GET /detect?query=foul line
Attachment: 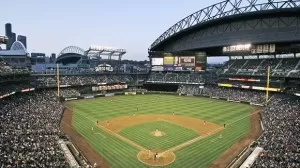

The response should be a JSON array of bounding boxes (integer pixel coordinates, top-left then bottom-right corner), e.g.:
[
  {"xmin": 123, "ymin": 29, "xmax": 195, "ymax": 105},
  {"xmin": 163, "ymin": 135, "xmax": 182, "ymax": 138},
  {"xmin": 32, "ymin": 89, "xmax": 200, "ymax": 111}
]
[
  {"xmin": 97, "ymin": 124, "xmax": 146, "ymax": 151},
  {"xmin": 68, "ymin": 105, "xmax": 261, "ymax": 155},
  {"xmin": 162, "ymin": 110, "xmax": 261, "ymax": 154},
  {"xmin": 65, "ymin": 105, "xmax": 146, "ymax": 151}
]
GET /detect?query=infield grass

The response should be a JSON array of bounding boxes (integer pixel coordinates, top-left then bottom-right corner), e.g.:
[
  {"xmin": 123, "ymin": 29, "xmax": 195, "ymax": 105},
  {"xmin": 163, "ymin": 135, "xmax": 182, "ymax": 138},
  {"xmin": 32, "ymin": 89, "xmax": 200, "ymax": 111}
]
[
  {"xmin": 69, "ymin": 94, "xmax": 253, "ymax": 168},
  {"xmin": 119, "ymin": 121, "xmax": 198, "ymax": 150}
]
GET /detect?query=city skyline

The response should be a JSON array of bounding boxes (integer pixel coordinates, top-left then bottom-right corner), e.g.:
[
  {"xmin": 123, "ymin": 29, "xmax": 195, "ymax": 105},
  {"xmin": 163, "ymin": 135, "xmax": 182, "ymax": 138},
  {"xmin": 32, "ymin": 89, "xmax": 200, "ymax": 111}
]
[{"xmin": 0, "ymin": 0, "xmax": 228, "ymax": 63}]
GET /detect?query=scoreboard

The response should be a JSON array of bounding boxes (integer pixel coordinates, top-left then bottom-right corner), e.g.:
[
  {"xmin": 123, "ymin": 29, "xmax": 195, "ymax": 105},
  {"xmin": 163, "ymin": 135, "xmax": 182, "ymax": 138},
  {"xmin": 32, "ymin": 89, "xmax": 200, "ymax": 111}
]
[{"xmin": 151, "ymin": 52, "xmax": 207, "ymax": 72}]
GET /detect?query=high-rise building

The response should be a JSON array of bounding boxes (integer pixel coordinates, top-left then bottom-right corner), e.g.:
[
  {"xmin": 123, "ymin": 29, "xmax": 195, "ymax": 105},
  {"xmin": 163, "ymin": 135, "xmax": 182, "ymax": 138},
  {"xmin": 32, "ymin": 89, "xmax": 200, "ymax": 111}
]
[
  {"xmin": 5, "ymin": 23, "xmax": 12, "ymax": 50},
  {"xmin": 17, "ymin": 35, "xmax": 27, "ymax": 48},
  {"xmin": 11, "ymin": 32, "xmax": 16, "ymax": 44}
]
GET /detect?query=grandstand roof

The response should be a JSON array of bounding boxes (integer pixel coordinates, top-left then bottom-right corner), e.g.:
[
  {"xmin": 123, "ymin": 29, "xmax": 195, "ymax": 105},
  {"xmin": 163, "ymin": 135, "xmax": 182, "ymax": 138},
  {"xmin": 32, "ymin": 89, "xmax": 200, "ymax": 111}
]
[{"xmin": 150, "ymin": 0, "xmax": 300, "ymax": 50}]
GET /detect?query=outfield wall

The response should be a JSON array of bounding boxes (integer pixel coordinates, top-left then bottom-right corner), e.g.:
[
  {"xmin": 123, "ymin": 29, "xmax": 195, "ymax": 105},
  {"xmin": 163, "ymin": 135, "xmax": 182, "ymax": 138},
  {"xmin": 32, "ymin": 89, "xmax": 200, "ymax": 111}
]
[{"xmin": 61, "ymin": 91, "xmax": 265, "ymax": 107}]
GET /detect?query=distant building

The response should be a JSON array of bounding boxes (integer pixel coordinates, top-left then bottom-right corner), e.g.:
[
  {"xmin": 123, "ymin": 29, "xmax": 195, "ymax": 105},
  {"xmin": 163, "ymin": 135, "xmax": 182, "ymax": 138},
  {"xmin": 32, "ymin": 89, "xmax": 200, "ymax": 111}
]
[
  {"xmin": 31, "ymin": 52, "xmax": 46, "ymax": 64},
  {"xmin": 0, "ymin": 41, "xmax": 30, "ymax": 68},
  {"xmin": 11, "ymin": 32, "xmax": 16, "ymax": 44},
  {"xmin": 50, "ymin": 53, "xmax": 56, "ymax": 63},
  {"xmin": 17, "ymin": 35, "xmax": 27, "ymax": 48},
  {"xmin": 5, "ymin": 23, "xmax": 12, "ymax": 50}
]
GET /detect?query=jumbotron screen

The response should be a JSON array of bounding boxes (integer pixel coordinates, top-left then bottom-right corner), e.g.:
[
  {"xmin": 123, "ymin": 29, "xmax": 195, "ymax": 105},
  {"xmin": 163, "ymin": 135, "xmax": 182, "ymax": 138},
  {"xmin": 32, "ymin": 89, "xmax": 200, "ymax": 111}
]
[{"xmin": 151, "ymin": 52, "xmax": 207, "ymax": 71}]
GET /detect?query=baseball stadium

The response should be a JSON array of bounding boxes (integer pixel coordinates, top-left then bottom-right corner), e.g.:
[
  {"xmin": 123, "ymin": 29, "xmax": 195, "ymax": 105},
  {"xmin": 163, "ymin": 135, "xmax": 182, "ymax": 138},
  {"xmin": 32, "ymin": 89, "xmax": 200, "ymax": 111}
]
[{"xmin": 1, "ymin": 0, "xmax": 300, "ymax": 168}]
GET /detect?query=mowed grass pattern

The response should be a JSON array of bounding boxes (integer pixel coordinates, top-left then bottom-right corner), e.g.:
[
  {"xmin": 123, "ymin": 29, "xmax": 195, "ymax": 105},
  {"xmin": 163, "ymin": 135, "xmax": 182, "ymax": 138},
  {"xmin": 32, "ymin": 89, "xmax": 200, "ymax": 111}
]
[
  {"xmin": 119, "ymin": 121, "xmax": 198, "ymax": 150},
  {"xmin": 70, "ymin": 95, "xmax": 253, "ymax": 168}
]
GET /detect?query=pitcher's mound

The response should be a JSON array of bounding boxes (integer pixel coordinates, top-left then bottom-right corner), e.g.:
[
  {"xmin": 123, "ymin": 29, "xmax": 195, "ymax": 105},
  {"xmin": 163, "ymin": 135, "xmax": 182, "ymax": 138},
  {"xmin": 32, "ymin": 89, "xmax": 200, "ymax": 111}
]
[
  {"xmin": 151, "ymin": 129, "xmax": 165, "ymax": 137},
  {"xmin": 137, "ymin": 150, "xmax": 175, "ymax": 167}
]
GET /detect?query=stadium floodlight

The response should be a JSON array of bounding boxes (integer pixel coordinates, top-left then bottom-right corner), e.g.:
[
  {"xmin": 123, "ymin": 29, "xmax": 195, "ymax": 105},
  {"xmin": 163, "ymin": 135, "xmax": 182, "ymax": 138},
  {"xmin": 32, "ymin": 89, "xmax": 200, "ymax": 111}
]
[
  {"xmin": 90, "ymin": 45, "xmax": 116, "ymax": 51},
  {"xmin": 223, "ymin": 43, "xmax": 252, "ymax": 52}
]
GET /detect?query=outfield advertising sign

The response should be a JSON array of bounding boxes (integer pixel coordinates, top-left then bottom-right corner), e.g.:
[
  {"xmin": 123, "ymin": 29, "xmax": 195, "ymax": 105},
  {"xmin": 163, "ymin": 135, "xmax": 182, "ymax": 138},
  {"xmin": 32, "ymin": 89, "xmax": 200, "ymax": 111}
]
[
  {"xmin": 124, "ymin": 92, "xmax": 136, "ymax": 95},
  {"xmin": 164, "ymin": 56, "xmax": 174, "ymax": 65},
  {"xmin": 105, "ymin": 93, "xmax": 115, "ymax": 97},
  {"xmin": 164, "ymin": 66, "xmax": 175, "ymax": 71},
  {"xmin": 84, "ymin": 95, "xmax": 94, "ymax": 99}
]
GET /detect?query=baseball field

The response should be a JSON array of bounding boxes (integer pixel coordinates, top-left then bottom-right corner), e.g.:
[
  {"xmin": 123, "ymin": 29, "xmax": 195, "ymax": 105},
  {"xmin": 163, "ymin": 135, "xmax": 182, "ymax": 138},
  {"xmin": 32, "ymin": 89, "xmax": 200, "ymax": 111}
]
[{"xmin": 62, "ymin": 94, "xmax": 260, "ymax": 168}]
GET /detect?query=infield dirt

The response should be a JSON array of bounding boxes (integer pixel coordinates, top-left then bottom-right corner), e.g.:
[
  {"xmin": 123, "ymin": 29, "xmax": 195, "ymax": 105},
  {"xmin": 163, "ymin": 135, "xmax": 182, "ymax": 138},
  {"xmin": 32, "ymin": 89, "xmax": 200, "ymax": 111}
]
[
  {"xmin": 99, "ymin": 114, "xmax": 223, "ymax": 136},
  {"xmin": 137, "ymin": 149, "xmax": 175, "ymax": 167}
]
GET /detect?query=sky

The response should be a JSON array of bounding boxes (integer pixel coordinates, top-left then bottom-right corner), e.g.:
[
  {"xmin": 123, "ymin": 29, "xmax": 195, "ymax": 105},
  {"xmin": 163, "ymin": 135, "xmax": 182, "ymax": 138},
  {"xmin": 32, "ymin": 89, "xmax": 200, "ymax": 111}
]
[{"xmin": 0, "ymin": 0, "xmax": 227, "ymax": 63}]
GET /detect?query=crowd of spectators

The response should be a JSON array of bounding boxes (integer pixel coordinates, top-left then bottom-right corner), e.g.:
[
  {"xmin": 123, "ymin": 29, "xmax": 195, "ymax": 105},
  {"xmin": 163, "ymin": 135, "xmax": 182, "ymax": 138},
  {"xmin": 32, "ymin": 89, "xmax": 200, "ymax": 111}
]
[
  {"xmin": 34, "ymin": 74, "xmax": 146, "ymax": 87},
  {"xmin": 0, "ymin": 61, "xmax": 30, "ymax": 75},
  {"xmin": 60, "ymin": 88, "xmax": 81, "ymax": 97},
  {"xmin": 0, "ymin": 83, "xmax": 32, "ymax": 96},
  {"xmin": 177, "ymin": 85, "xmax": 201, "ymax": 95},
  {"xmin": 0, "ymin": 91, "xmax": 69, "ymax": 167},
  {"xmin": 202, "ymin": 86, "xmax": 266, "ymax": 104},
  {"xmin": 147, "ymin": 72, "xmax": 206, "ymax": 84},
  {"xmin": 253, "ymin": 94, "xmax": 300, "ymax": 167},
  {"xmin": 218, "ymin": 58, "xmax": 300, "ymax": 77}
]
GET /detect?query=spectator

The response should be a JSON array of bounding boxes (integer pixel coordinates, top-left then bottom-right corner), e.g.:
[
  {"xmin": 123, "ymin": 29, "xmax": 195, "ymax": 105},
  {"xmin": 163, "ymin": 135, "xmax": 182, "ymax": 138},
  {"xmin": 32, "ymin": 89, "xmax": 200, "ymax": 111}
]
[
  {"xmin": 253, "ymin": 94, "xmax": 300, "ymax": 167},
  {"xmin": 0, "ymin": 91, "xmax": 70, "ymax": 167}
]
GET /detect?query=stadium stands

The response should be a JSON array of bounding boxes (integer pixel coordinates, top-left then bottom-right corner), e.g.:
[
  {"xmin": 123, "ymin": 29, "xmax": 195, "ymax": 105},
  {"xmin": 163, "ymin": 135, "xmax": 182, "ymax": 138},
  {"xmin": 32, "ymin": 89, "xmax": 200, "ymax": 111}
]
[
  {"xmin": 0, "ymin": 64, "xmax": 299, "ymax": 167},
  {"xmin": 147, "ymin": 72, "xmax": 205, "ymax": 84},
  {"xmin": 202, "ymin": 86, "xmax": 265, "ymax": 104},
  {"xmin": 225, "ymin": 59, "xmax": 248, "ymax": 75},
  {"xmin": 178, "ymin": 84, "xmax": 201, "ymax": 95},
  {"xmin": 253, "ymin": 94, "xmax": 300, "ymax": 168},
  {"xmin": 35, "ymin": 74, "xmax": 146, "ymax": 87},
  {"xmin": 0, "ymin": 91, "xmax": 69, "ymax": 167},
  {"xmin": 218, "ymin": 58, "xmax": 300, "ymax": 77},
  {"xmin": 0, "ymin": 60, "xmax": 30, "ymax": 75},
  {"xmin": 60, "ymin": 88, "xmax": 81, "ymax": 97}
]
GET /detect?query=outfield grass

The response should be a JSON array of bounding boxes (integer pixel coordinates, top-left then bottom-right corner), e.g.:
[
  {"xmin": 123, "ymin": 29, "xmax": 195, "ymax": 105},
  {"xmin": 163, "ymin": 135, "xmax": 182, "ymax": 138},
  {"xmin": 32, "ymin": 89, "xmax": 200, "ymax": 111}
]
[
  {"xmin": 119, "ymin": 121, "xmax": 198, "ymax": 150},
  {"xmin": 70, "ymin": 94, "xmax": 253, "ymax": 168}
]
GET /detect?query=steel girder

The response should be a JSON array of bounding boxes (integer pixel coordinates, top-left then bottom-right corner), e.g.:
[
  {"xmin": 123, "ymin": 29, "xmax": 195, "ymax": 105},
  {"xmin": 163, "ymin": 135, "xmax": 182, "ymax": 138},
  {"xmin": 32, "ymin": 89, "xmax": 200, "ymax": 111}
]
[
  {"xmin": 58, "ymin": 46, "xmax": 85, "ymax": 57},
  {"xmin": 162, "ymin": 16, "xmax": 300, "ymax": 52},
  {"xmin": 150, "ymin": 0, "xmax": 300, "ymax": 50}
]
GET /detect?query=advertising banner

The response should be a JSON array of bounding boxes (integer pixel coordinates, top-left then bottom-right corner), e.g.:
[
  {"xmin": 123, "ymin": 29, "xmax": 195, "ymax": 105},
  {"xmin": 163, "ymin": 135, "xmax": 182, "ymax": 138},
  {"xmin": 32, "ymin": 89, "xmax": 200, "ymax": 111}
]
[
  {"xmin": 164, "ymin": 66, "xmax": 175, "ymax": 71},
  {"xmin": 151, "ymin": 58, "xmax": 163, "ymax": 66},
  {"xmin": 65, "ymin": 97, "xmax": 78, "ymax": 101},
  {"xmin": 218, "ymin": 83, "xmax": 233, "ymax": 87},
  {"xmin": 164, "ymin": 56, "xmax": 174, "ymax": 65},
  {"xmin": 21, "ymin": 88, "xmax": 35, "ymax": 93},
  {"xmin": 151, "ymin": 66, "xmax": 164, "ymax": 71},
  {"xmin": 105, "ymin": 93, "xmax": 115, "ymax": 97},
  {"xmin": 125, "ymin": 92, "xmax": 137, "ymax": 95},
  {"xmin": 84, "ymin": 95, "xmax": 94, "ymax": 99}
]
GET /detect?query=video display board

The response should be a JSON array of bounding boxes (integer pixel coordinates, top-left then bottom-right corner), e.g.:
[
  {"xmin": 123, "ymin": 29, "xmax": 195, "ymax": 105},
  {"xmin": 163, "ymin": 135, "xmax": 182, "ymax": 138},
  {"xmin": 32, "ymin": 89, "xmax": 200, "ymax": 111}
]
[
  {"xmin": 179, "ymin": 56, "xmax": 195, "ymax": 67},
  {"xmin": 150, "ymin": 51, "xmax": 207, "ymax": 72},
  {"xmin": 151, "ymin": 58, "xmax": 163, "ymax": 66}
]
